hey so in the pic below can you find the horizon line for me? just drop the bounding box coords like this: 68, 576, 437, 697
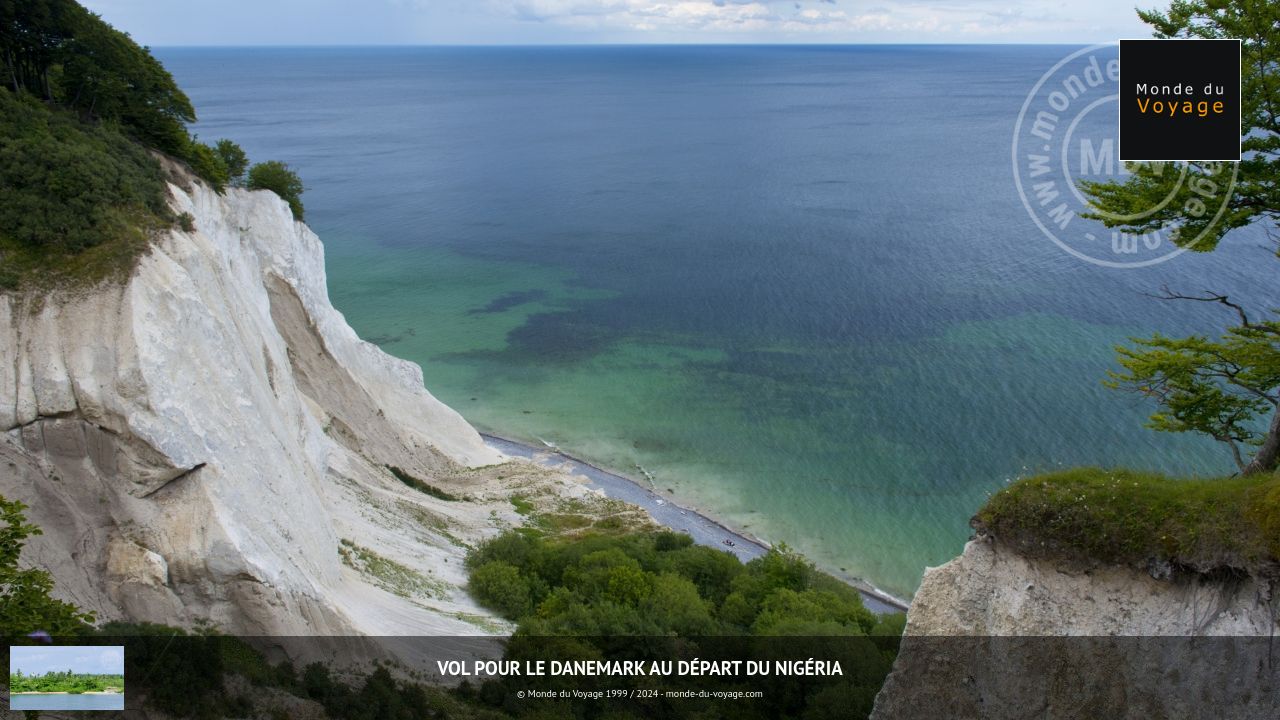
150, 40, 1122, 49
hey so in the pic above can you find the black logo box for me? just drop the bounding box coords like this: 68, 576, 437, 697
1119, 38, 1241, 162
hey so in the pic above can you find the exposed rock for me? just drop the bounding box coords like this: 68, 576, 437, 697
872, 537, 1280, 719
0, 171, 545, 637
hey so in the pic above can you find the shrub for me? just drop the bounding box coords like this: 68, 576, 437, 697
0, 89, 172, 254
248, 160, 305, 220
9, 1, 198, 157
466, 529, 885, 636
0, 3, 291, 289
185, 139, 230, 192
214, 139, 249, 185
465, 530, 541, 571
385, 465, 460, 501
0, 497, 95, 636
469, 561, 532, 619
467, 530, 902, 719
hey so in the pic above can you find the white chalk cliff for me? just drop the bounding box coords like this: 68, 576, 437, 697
0, 168, 541, 636
894, 537, 1277, 636
871, 537, 1280, 719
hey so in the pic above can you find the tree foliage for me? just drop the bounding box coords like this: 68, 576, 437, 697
466, 530, 903, 719
9, 670, 123, 694
185, 139, 230, 192
213, 139, 248, 185
0, 494, 95, 637
248, 160, 305, 220
1107, 321, 1280, 474
0, 89, 172, 254
468, 561, 533, 619
93, 624, 501, 720
1, 0, 194, 156
467, 529, 887, 636
0, 0, 78, 99
0, 1, 300, 286
1084, 1, 1280, 474
1080, 0, 1279, 252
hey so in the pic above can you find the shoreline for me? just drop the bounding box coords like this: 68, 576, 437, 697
479, 431, 910, 614
10, 686, 122, 691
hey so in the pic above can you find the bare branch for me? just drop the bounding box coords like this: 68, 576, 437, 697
1141, 285, 1253, 326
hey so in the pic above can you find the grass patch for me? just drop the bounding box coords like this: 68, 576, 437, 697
397, 499, 451, 532
338, 539, 449, 600
386, 465, 461, 502
509, 494, 535, 516
449, 610, 508, 634
532, 513, 593, 533
973, 467, 1280, 578
508, 491, 652, 539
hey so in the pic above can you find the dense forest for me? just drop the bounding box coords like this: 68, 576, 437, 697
10, 670, 124, 694
0, 0, 303, 289
465, 529, 904, 718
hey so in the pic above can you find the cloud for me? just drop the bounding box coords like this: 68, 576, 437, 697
10, 645, 124, 675
490, 0, 1098, 37
501, 0, 841, 32
80, 0, 1148, 45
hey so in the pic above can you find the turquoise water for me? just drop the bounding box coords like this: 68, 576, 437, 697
11, 693, 125, 710
161, 46, 1270, 598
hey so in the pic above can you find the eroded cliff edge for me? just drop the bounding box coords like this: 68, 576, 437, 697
0, 171, 586, 636
871, 536, 1280, 719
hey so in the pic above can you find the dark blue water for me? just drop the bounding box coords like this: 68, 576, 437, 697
159, 46, 1273, 597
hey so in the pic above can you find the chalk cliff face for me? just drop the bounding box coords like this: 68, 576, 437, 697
893, 537, 1276, 637
872, 537, 1280, 719
0, 171, 535, 636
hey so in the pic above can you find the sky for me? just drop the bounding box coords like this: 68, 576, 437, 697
10, 646, 125, 676
80, 0, 1152, 46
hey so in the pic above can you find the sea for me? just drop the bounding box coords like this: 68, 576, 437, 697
159, 45, 1272, 599
10, 693, 126, 710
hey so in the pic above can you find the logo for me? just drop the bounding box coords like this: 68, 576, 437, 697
1119, 38, 1241, 162
1012, 44, 1237, 268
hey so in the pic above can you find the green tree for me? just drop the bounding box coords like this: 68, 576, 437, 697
602, 563, 651, 606
1107, 321, 1280, 474
640, 573, 715, 635
469, 561, 532, 619
214, 139, 249, 185
247, 160, 305, 220
50, 4, 195, 155
1, 2, 253, 200
0, 495, 94, 636
467, 530, 897, 719
0, 89, 172, 253
1080, 0, 1278, 253
751, 588, 873, 636
1082, 0, 1280, 475
0, 0, 78, 99
659, 544, 742, 605
186, 139, 230, 192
